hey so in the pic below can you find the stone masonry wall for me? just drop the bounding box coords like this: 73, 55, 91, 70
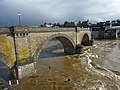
29, 31, 76, 58
16, 37, 30, 60
0, 34, 16, 67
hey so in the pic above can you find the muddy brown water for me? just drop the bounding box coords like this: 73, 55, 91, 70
8, 40, 120, 89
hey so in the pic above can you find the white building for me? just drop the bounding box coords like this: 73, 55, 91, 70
45, 23, 53, 27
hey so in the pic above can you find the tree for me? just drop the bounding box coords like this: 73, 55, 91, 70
78, 21, 81, 27
64, 21, 68, 27
56, 23, 60, 26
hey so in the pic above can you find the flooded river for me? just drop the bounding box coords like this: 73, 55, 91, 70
1, 40, 120, 90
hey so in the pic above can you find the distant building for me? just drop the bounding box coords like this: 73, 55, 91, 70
45, 23, 53, 27
91, 26, 106, 39
91, 20, 120, 39
63, 20, 90, 28
42, 23, 60, 28
107, 26, 120, 39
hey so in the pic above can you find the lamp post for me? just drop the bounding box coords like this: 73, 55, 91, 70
18, 12, 21, 26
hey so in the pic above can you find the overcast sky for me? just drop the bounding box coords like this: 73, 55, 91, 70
0, 0, 120, 26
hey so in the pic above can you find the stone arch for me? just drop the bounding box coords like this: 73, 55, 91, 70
81, 33, 90, 46
35, 33, 76, 59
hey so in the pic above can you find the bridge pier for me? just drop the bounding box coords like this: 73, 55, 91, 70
17, 61, 36, 79
64, 45, 84, 55
75, 45, 83, 54
89, 39, 94, 45
64, 48, 76, 55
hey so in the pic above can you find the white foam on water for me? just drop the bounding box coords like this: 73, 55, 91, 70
88, 80, 106, 90
93, 44, 98, 49
84, 51, 98, 59
103, 48, 112, 52
82, 50, 120, 90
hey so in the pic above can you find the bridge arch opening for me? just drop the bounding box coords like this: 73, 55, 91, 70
81, 34, 90, 46
36, 34, 75, 59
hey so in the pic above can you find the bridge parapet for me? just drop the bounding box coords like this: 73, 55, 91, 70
0, 27, 10, 34
0, 26, 91, 34
14, 26, 75, 32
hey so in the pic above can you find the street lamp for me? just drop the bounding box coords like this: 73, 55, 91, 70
18, 12, 21, 26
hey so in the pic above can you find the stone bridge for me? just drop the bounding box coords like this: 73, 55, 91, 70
0, 26, 92, 68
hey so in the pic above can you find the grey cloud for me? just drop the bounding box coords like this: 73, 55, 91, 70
0, 0, 120, 26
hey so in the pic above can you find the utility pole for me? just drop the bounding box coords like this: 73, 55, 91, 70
9, 26, 19, 85
9, 26, 18, 64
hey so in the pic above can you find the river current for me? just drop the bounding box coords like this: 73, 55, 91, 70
0, 40, 120, 90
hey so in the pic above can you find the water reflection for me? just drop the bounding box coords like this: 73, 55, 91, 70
0, 61, 11, 89
0, 61, 10, 81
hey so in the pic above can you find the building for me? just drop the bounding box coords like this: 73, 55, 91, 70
91, 20, 120, 39
45, 23, 53, 27
107, 26, 120, 39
